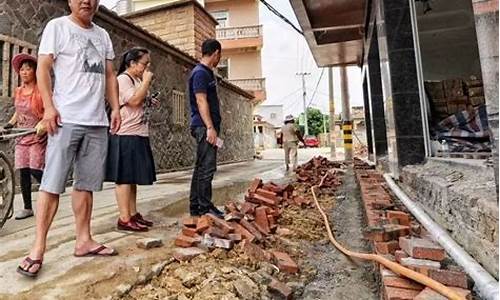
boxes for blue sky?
[100,0,364,117]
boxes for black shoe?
[207,206,224,219]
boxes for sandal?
[74,245,118,257]
[17,257,42,278]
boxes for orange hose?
[310,171,465,300]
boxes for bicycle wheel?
[0,152,15,230]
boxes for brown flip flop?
[74,245,118,257]
[17,257,43,278]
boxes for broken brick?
[268,278,293,300]
[206,226,227,239]
[136,238,163,249]
[196,215,212,233]
[253,193,278,207]
[239,219,263,241]
[224,201,240,213]
[383,224,410,240]
[245,193,260,204]
[399,237,445,261]
[384,286,421,300]
[182,217,198,228]
[230,221,256,242]
[394,250,409,263]
[240,202,257,215]
[248,178,263,194]
[227,233,242,242]
[383,276,424,291]
[172,247,207,262]
[175,235,198,248]
[252,221,269,236]
[400,257,441,276]
[386,210,411,226]
[375,240,399,255]
[241,239,271,261]
[206,214,234,235]
[271,251,299,274]
[363,226,387,242]
[427,268,468,289]
[213,237,233,250]
[255,207,270,234]
[224,211,244,222]
[256,188,279,201]
[414,287,472,300]
[182,226,198,237]
[267,215,276,227]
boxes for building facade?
[255,104,283,128]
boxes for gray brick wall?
[0,0,255,172]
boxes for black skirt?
[105,135,157,185]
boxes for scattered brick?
[240,202,257,215]
[207,214,234,235]
[383,224,410,240]
[267,214,276,227]
[414,287,472,300]
[256,188,279,201]
[399,237,445,261]
[182,217,198,228]
[196,215,212,233]
[271,251,299,274]
[224,201,239,213]
[175,235,198,248]
[394,250,409,263]
[240,219,264,241]
[400,257,441,276]
[173,247,207,262]
[136,238,163,249]
[253,193,278,207]
[427,268,468,289]
[248,178,263,194]
[229,222,256,242]
[244,194,260,204]
[206,226,227,239]
[224,212,244,222]
[182,226,198,237]
[383,276,424,290]
[255,207,270,234]
[227,233,242,242]
[384,286,421,300]
[375,240,399,255]
[363,226,387,242]
[386,210,411,226]
[241,239,271,261]
[213,237,233,250]
[268,278,293,300]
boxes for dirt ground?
[121,165,378,300]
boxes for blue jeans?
[189,126,218,215]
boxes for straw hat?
[11,53,37,73]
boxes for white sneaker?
[15,209,34,220]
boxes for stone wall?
[124,0,217,60]
[0,0,255,172]
[399,160,499,278]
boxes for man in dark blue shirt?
[188,39,224,218]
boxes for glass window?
[211,11,229,28]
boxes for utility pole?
[340,65,352,161]
[296,72,311,136]
[328,67,336,159]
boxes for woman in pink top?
[105,48,157,232]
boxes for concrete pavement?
[0,147,332,299]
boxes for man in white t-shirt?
[17,0,122,277]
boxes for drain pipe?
[383,173,499,300]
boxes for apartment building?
[120,0,266,104]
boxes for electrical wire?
[306,68,325,108]
[259,0,304,36]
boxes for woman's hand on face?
[142,69,154,83]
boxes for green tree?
[297,107,329,137]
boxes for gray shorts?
[40,124,108,194]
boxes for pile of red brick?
[173,178,308,299]
[354,160,473,300]
[295,156,344,187]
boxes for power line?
[275,87,303,104]
[306,68,326,108]
[259,0,304,36]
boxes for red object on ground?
[303,135,320,148]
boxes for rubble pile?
[294,156,344,188]
[353,158,474,300]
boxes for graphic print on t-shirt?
[71,33,105,74]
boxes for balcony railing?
[216,25,263,40]
[229,78,266,91]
